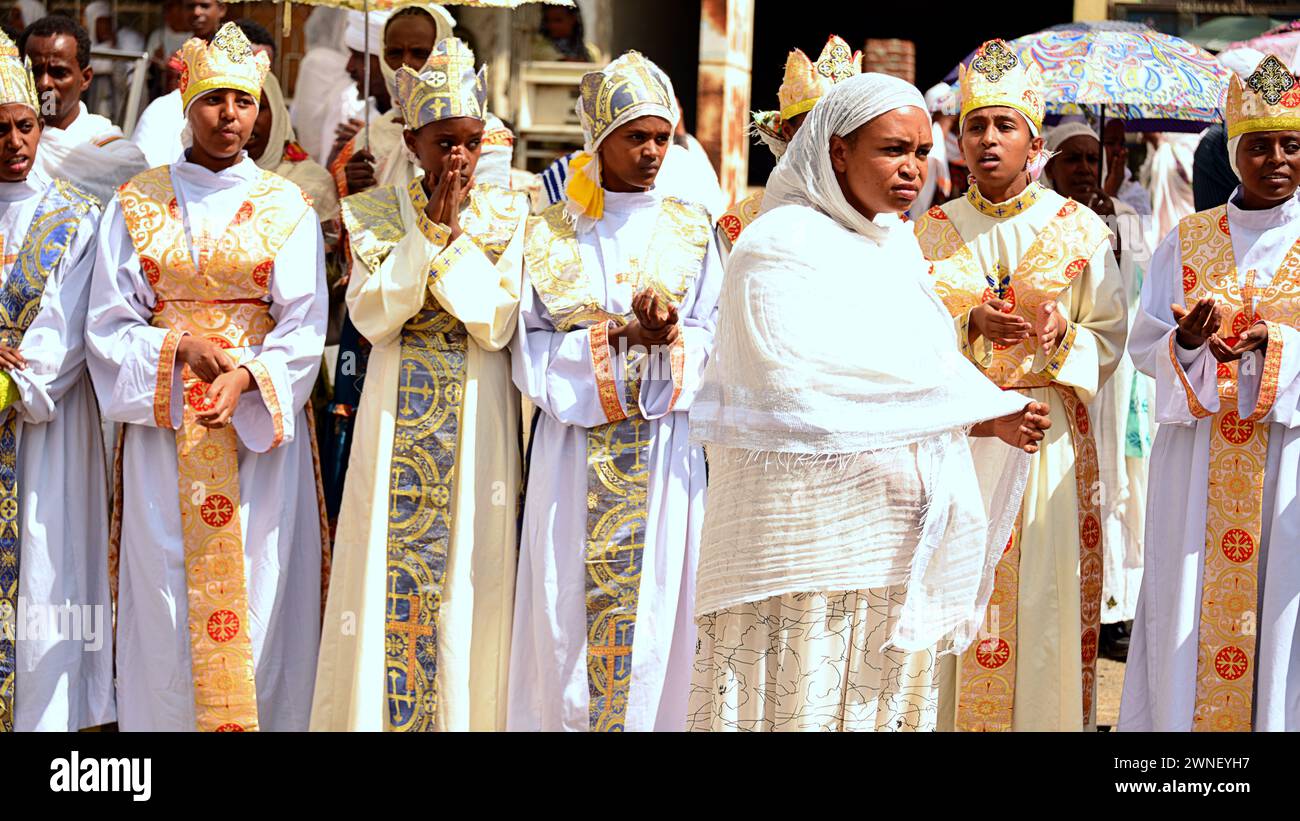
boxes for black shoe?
[1099,621,1131,662]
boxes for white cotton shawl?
[691,72,1031,653]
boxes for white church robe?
[311,181,528,731]
[2,172,113,731]
[86,158,328,731]
[507,189,722,732]
[1121,190,1300,731]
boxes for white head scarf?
[762,72,926,243]
[374,6,457,101]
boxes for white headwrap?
[1044,120,1098,154]
[344,10,391,57]
[924,81,955,114]
[373,6,457,100]
[693,70,1030,653]
[762,72,926,242]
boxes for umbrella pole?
[1098,104,1106,186]
[364,0,371,145]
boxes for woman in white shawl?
[687,73,1051,732]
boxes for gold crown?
[1226,54,1300,139]
[778,35,862,121]
[395,38,488,129]
[0,30,39,114]
[959,39,1044,133]
[578,51,675,149]
[179,22,270,112]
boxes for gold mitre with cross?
[179,22,270,112]
[959,38,1045,133]
[0,30,39,114]
[778,35,862,122]
[577,50,676,149]
[1227,53,1300,139]
[395,38,489,129]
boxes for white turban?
[344,10,391,57]
[763,72,928,241]
[1044,120,1098,154]
[924,81,955,114]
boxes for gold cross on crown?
[972,40,1019,84]
[816,42,855,83]
[1246,54,1295,106]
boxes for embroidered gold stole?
[1174,206,1299,731]
[915,198,1109,731]
[341,180,527,732]
[524,198,709,731]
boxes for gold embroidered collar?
[966,181,1042,219]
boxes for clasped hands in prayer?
[422,150,474,245]
[969,297,1067,353]
[1172,296,1269,362]
[608,288,680,352]
[177,335,255,429]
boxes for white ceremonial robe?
[1121,189,1300,731]
[86,156,328,732]
[131,90,184,168]
[508,189,723,732]
[36,103,149,204]
[312,183,527,731]
[2,171,113,731]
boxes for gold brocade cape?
[340,179,528,732]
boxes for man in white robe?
[21,15,148,209]
[508,51,723,732]
[87,23,328,732]
[0,30,111,733]
[1121,54,1300,732]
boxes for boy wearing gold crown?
[507,51,723,732]
[715,35,861,255]
[86,23,328,732]
[1121,54,1300,731]
[310,37,529,733]
[913,39,1128,732]
[0,31,110,733]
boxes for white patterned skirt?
[687,586,937,732]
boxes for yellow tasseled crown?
[0,30,39,114]
[179,22,270,112]
[395,37,489,130]
[778,35,862,122]
[1227,54,1300,139]
[959,39,1045,133]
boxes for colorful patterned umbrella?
[945,22,1232,131]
